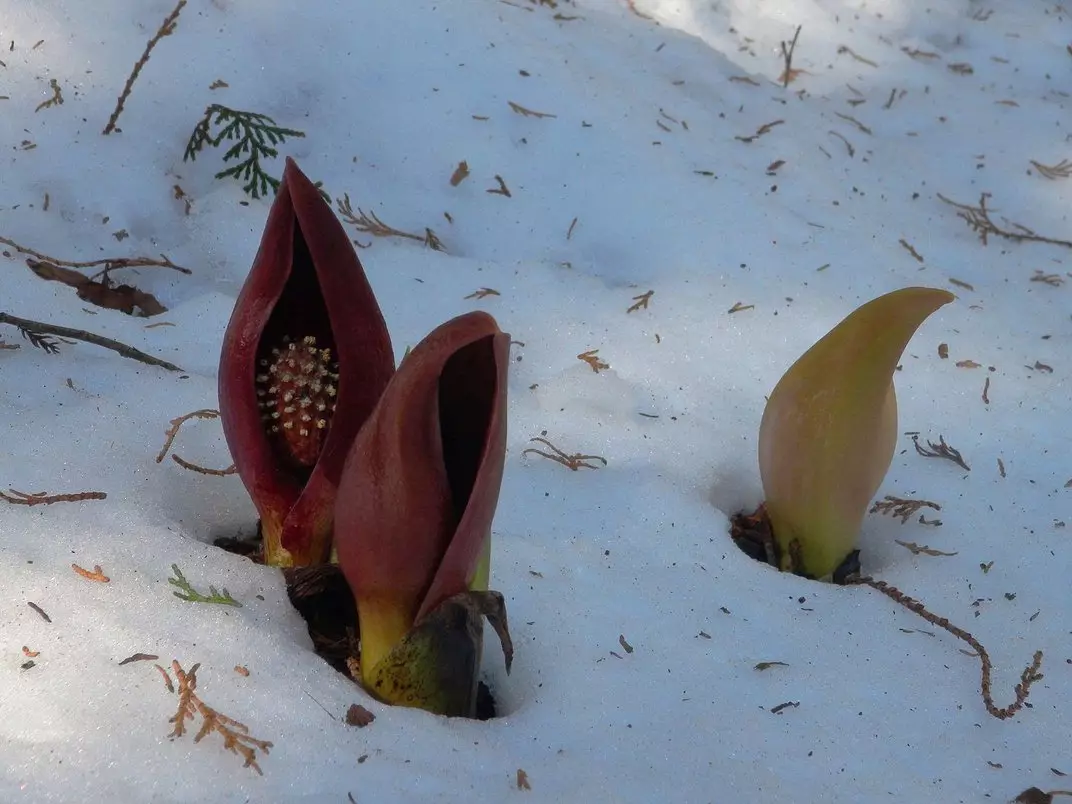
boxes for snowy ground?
[1,0,1069,802]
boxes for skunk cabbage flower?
[219,159,395,567]
[758,287,953,578]
[335,311,513,718]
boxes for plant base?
[216,520,499,719]
[730,504,860,583]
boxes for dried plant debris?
[833,112,871,135]
[769,701,799,714]
[735,120,784,143]
[778,26,803,87]
[344,704,375,727]
[837,45,877,67]
[35,78,63,112]
[1,488,106,506]
[912,434,970,471]
[156,409,219,461]
[336,195,444,251]
[895,540,957,557]
[938,343,949,359]
[577,349,609,372]
[754,661,789,671]
[618,634,634,654]
[103,0,186,134]
[155,409,236,475]
[27,602,51,622]
[1030,159,1072,180]
[828,130,855,157]
[845,577,1043,720]
[1031,271,1064,286]
[522,437,607,470]
[164,661,272,774]
[449,161,470,186]
[0,312,182,371]
[27,259,166,316]
[938,193,1072,250]
[899,239,924,263]
[517,769,532,791]
[168,565,242,607]
[72,563,110,582]
[118,653,159,666]
[727,302,755,314]
[627,290,654,313]
[464,287,501,300]
[184,104,306,199]
[870,495,941,523]
[486,175,512,196]
[947,62,974,75]
[0,236,190,281]
[508,100,556,118]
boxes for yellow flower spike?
[758,287,954,578]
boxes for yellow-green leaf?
[758,287,954,578]
[361,590,512,718]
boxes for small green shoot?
[183,104,306,199]
[168,564,242,607]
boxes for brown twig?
[103,0,187,134]
[335,195,444,251]
[778,25,803,87]
[155,409,221,463]
[172,455,236,476]
[735,120,785,143]
[937,193,1072,250]
[486,175,512,197]
[848,577,1043,720]
[0,312,183,372]
[522,437,607,470]
[166,661,273,774]
[0,236,191,279]
[1,488,107,506]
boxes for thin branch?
[103,0,187,134]
[0,236,190,278]
[938,193,1072,250]
[0,312,183,372]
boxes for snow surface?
[1,0,1069,802]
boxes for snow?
[1,0,1069,801]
